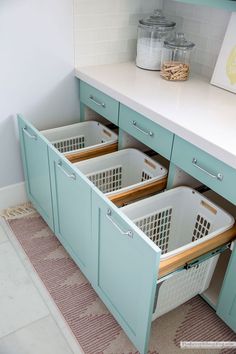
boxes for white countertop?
[75,62,236,169]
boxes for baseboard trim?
[0,182,28,211]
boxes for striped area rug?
[5,210,236,354]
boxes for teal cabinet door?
[217,245,236,332]
[91,189,161,354]
[173,0,236,11]
[18,115,54,230]
[49,147,92,279]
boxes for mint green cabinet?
[49,147,92,279]
[173,0,236,11]
[171,136,236,204]
[119,104,174,159]
[91,189,161,354]
[18,115,54,230]
[217,245,236,332]
[80,81,119,125]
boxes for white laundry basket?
[121,187,234,319]
[41,121,118,161]
[75,149,168,205]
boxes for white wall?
[162,0,231,78]
[0,0,80,188]
[74,0,163,67]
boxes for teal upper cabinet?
[119,104,174,160]
[173,0,236,11]
[91,189,161,354]
[48,147,92,280]
[18,115,54,230]
[217,245,236,332]
[171,136,236,205]
[80,81,119,125]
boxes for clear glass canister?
[160,33,195,81]
[136,10,176,71]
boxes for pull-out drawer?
[171,136,236,205]
[119,104,174,160]
[41,121,118,163]
[91,185,235,354]
[48,147,93,279]
[18,115,54,230]
[80,81,119,125]
[91,189,161,354]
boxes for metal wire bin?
[41,121,118,162]
[121,187,234,319]
[75,148,168,206]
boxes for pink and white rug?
[5,210,236,354]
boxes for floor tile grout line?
[0,315,51,341]
[0,217,85,354]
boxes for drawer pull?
[132,121,153,137]
[23,127,37,140]
[192,158,223,181]
[89,95,106,108]
[106,209,133,238]
[57,161,76,180]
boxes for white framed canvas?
[211,12,236,93]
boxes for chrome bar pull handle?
[89,95,106,108]
[132,121,153,137]
[23,127,37,140]
[57,161,76,180]
[192,158,223,181]
[106,209,133,238]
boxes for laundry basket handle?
[106,209,133,238]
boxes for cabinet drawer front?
[92,189,161,354]
[18,115,54,230]
[172,136,236,204]
[49,147,92,280]
[119,105,174,159]
[80,81,119,125]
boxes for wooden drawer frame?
[65,141,118,163]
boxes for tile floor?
[0,219,84,354]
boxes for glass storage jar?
[136,10,176,71]
[160,33,195,81]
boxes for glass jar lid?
[164,33,195,50]
[139,9,176,30]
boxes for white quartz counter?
[75,62,236,169]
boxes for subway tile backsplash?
[162,1,231,78]
[74,0,231,79]
[74,0,163,67]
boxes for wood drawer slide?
[65,142,118,163]
[159,224,236,279]
[108,177,167,207]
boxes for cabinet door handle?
[106,209,133,238]
[57,161,76,180]
[89,95,106,108]
[192,158,223,181]
[132,121,153,137]
[23,127,37,140]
